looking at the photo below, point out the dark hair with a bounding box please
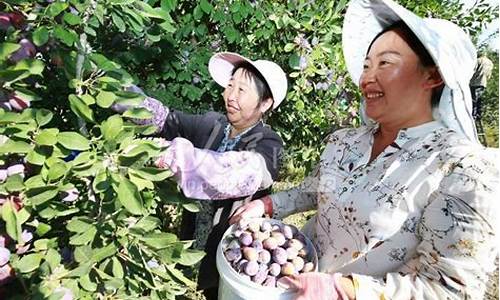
[231,61,273,110]
[368,21,443,106]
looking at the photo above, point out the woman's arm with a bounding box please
[349,149,498,299]
[155,137,273,200]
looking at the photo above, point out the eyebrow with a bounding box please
[365,50,402,60]
[228,77,251,88]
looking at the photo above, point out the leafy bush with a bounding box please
[1,1,204,299]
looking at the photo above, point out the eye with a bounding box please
[239,87,245,93]
[227,83,233,88]
[379,60,391,66]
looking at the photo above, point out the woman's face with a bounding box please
[223,68,269,130]
[359,28,435,127]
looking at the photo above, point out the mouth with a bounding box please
[364,92,384,100]
[226,104,240,113]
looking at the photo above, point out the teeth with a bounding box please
[365,92,383,99]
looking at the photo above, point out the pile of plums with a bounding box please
[222,219,316,288]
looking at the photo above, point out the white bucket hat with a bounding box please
[342,0,479,143]
[208,52,288,110]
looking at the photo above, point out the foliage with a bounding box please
[1,1,204,299]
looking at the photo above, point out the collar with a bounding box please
[368,120,444,146]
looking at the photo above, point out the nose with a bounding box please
[359,68,376,90]
[227,87,238,102]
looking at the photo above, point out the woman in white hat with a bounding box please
[230,0,497,299]
[114,52,288,299]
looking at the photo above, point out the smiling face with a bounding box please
[223,68,272,131]
[359,28,440,128]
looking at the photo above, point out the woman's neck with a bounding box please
[230,120,260,138]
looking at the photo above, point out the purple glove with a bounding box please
[280,272,349,300]
[111,85,169,133]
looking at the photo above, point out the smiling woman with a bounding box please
[223,63,273,134]
[112,52,288,299]
[229,0,498,299]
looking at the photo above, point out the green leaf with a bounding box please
[129,167,172,182]
[35,222,51,236]
[0,139,32,154]
[128,172,154,191]
[92,170,110,193]
[35,128,59,146]
[24,175,45,188]
[66,262,92,278]
[182,202,200,213]
[112,257,124,278]
[131,216,160,232]
[177,249,206,266]
[34,238,57,251]
[11,59,45,75]
[53,25,77,47]
[0,43,21,60]
[63,12,82,25]
[57,131,90,151]
[5,174,24,192]
[47,2,68,17]
[1,201,22,241]
[101,115,123,142]
[35,109,54,126]
[96,90,117,108]
[26,186,59,206]
[91,243,117,263]
[32,26,50,46]
[16,253,44,273]
[47,161,67,181]
[67,218,93,233]
[80,94,96,105]
[26,146,52,166]
[74,245,93,263]
[80,274,97,292]
[123,107,153,119]
[200,0,213,14]
[68,94,95,123]
[69,225,97,245]
[117,178,144,215]
[111,12,126,32]
[284,43,296,52]
[45,248,61,271]
[165,264,195,287]
[140,232,177,249]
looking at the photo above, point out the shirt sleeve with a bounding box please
[155,137,273,200]
[350,148,498,299]
[270,163,320,220]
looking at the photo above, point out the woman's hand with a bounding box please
[229,199,266,224]
[280,272,351,300]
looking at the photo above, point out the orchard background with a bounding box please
[0,0,498,299]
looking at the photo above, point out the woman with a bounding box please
[230,0,497,299]
[115,52,288,299]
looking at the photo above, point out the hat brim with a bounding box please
[208,52,287,109]
[208,52,253,90]
[342,0,475,88]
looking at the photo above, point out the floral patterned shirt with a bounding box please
[271,121,498,299]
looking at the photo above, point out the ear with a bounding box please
[260,97,274,114]
[423,67,444,90]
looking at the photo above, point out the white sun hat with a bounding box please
[342,0,479,143]
[208,52,288,110]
